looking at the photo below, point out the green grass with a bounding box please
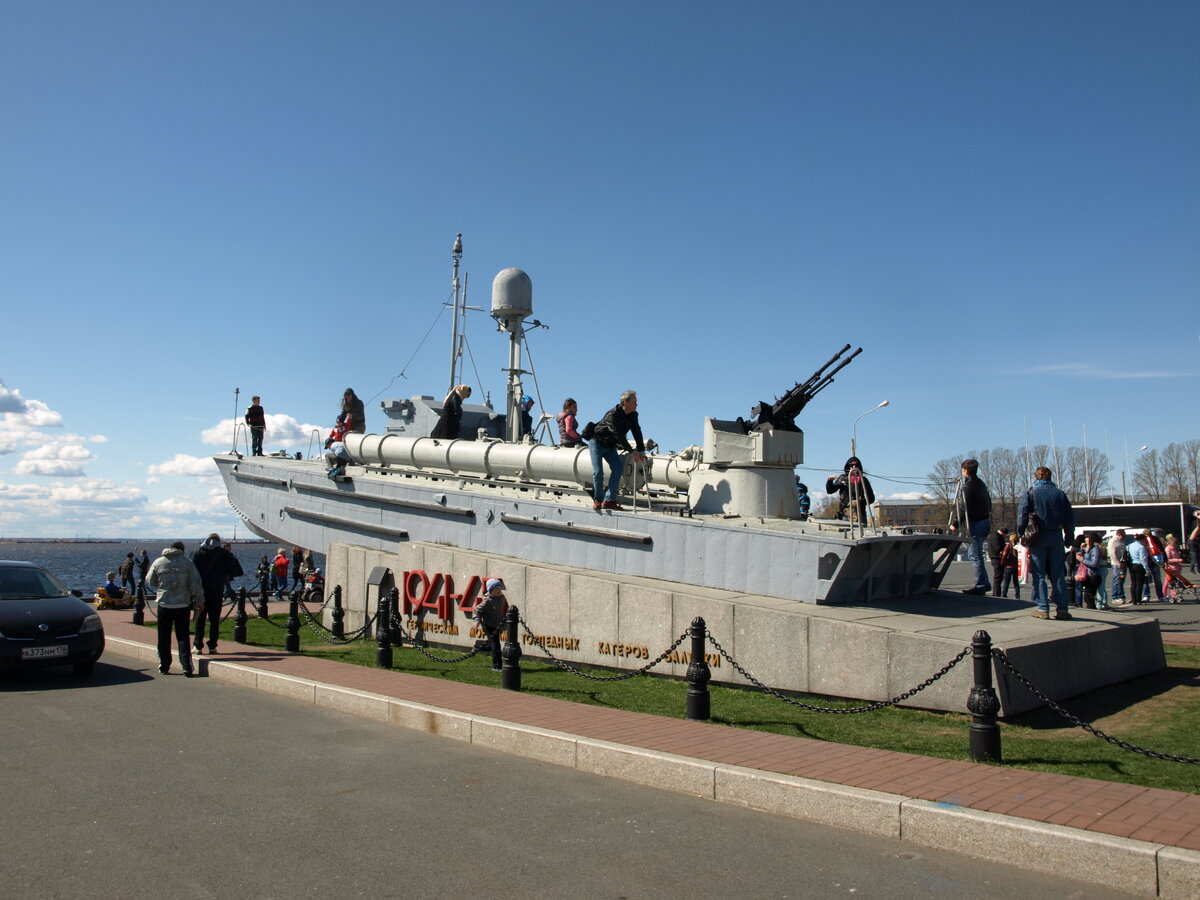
[189,615,1200,794]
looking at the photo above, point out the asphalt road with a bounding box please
[0,649,1131,899]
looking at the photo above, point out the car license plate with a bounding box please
[21,645,68,660]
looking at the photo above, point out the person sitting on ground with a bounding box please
[556,398,584,448]
[101,572,125,600]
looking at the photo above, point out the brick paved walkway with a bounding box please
[98,609,1200,853]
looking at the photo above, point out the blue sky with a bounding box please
[1,1,1197,537]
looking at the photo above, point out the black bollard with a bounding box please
[132,581,145,626]
[387,587,403,648]
[284,593,301,653]
[258,572,270,619]
[501,604,522,691]
[375,592,393,668]
[685,616,711,721]
[967,629,1002,763]
[330,584,345,639]
[233,587,248,643]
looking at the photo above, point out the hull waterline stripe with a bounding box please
[292,481,475,517]
[233,472,289,487]
[283,507,409,540]
[500,513,653,545]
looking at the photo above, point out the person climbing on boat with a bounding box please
[556,398,583,448]
[431,384,471,439]
[341,388,366,435]
[590,390,645,511]
[825,456,875,523]
[795,479,811,520]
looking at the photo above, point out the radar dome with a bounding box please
[491,268,533,320]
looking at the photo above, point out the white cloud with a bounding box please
[200,414,324,450]
[0,379,29,414]
[49,480,146,507]
[148,454,218,478]
[1022,363,1177,380]
[13,441,97,477]
[885,491,935,501]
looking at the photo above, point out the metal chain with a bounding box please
[518,614,691,681]
[298,609,377,645]
[706,631,970,713]
[389,610,481,663]
[992,649,1200,764]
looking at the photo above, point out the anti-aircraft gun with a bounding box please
[738,344,862,434]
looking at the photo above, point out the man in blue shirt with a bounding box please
[1017,466,1075,620]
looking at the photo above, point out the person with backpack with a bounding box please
[192,534,243,655]
[1017,466,1075,620]
[589,390,646,511]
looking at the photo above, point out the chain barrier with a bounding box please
[299,608,377,645]
[291,592,375,645]
[518,614,691,681]
[389,610,481,663]
[706,631,970,713]
[992,649,1200,765]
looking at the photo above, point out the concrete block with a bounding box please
[258,672,317,704]
[715,765,901,838]
[389,701,473,742]
[900,799,1160,896]
[576,739,715,798]
[314,684,390,722]
[106,636,157,665]
[471,719,576,767]
[727,602,809,692]
[569,572,619,668]
[808,618,889,701]
[1159,846,1200,900]
[885,632,974,713]
[612,583,672,672]
[525,565,572,635]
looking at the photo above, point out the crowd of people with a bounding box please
[946,458,1198,619]
[98,538,323,676]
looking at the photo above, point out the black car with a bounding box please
[0,560,105,677]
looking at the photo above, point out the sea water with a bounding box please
[0,540,326,596]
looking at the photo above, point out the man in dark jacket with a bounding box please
[590,390,645,511]
[1018,467,1075,620]
[191,533,243,654]
[951,458,992,595]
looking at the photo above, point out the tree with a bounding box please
[1131,450,1162,502]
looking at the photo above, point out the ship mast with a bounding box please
[447,233,465,399]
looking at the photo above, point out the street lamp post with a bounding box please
[1122,444,1149,504]
[851,401,889,458]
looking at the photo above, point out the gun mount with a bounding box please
[738,344,862,433]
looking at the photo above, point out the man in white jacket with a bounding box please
[146,541,205,676]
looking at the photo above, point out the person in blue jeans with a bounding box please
[1017,466,1076,620]
[951,458,993,595]
[589,390,645,511]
